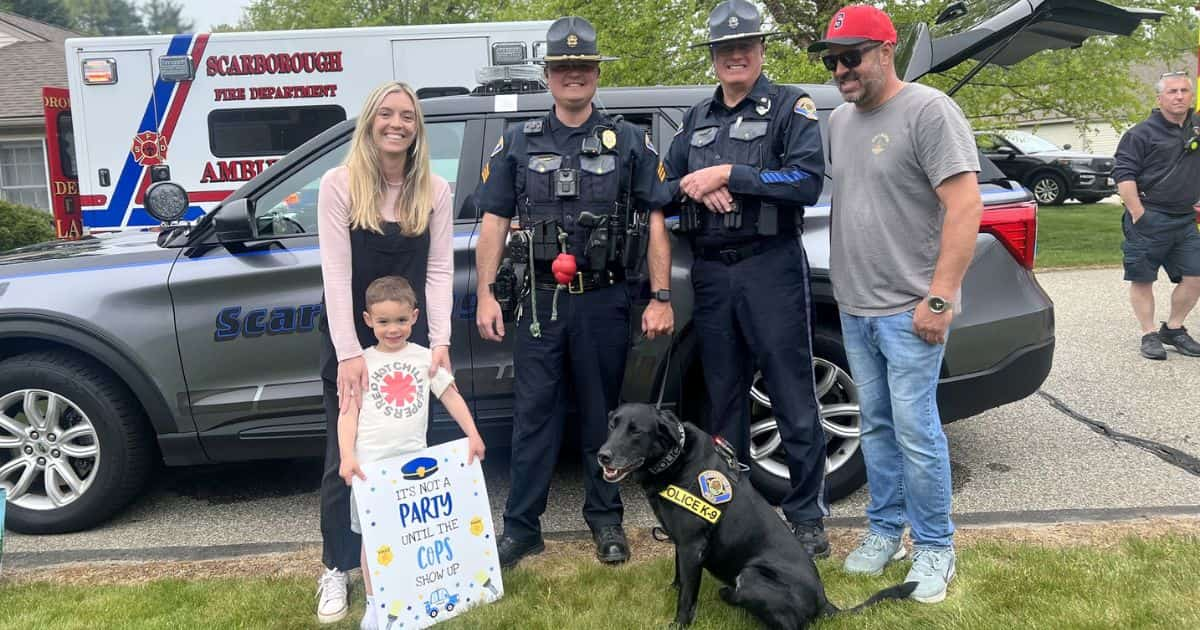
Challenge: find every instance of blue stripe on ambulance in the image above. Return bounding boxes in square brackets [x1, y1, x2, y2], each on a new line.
[85, 34, 205, 229]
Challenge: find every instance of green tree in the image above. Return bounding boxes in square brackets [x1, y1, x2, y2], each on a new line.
[67, 0, 147, 36]
[237, 0, 484, 31]
[141, 0, 193, 34]
[0, 0, 73, 28]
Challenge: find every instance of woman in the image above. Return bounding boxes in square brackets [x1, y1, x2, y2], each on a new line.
[314, 81, 454, 624]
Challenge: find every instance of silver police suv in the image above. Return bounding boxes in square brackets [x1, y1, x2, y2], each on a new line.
[1, 0, 1159, 532]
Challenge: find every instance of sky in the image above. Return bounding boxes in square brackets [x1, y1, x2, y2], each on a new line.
[178, 0, 252, 31]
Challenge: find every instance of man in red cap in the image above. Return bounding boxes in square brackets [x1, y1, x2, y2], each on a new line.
[809, 5, 984, 604]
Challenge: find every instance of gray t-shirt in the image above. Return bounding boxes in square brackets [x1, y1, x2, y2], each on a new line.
[827, 82, 979, 316]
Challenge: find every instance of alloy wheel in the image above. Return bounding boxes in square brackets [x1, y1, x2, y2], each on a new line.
[747, 357, 860, 481]
[0, 388, 101, 510]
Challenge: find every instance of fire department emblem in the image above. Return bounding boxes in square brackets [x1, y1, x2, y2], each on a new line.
[131, 131, 168, 166]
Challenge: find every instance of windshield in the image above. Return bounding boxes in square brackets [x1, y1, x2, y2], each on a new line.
[1001, 131, 1061, 154]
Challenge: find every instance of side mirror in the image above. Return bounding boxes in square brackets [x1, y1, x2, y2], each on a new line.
[144, 181, 189, 223]
[1062, 143, 1072, 150]
[214, 198, 256, 243]
[995, 146, 1016, 158]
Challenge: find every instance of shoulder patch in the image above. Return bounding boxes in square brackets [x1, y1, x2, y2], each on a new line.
[698, 470, 732, 504]
[793, 96, 818, 120]
[490, 135, 504, 158]
[644, 131, 658, 156]
[523, 119, 543, 135]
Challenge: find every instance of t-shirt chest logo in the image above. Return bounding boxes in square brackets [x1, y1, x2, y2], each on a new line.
[871, 132, 890, 155]
[369, 361, 426, 418]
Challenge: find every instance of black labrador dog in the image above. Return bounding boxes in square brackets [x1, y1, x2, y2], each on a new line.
[598, 402, 915, 629]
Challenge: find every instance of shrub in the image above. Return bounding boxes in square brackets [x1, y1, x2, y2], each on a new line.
[0, 199, 56, 252]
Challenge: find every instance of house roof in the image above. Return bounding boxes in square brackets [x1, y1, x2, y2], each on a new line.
[0, 10, 77, 43]
[0, 41, 69, 122]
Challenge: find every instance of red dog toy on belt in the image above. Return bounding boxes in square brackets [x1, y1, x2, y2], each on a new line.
[552, 253, 577, 285]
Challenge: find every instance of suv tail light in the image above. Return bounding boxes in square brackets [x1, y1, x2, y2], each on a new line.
[980, 200, 1037, 269]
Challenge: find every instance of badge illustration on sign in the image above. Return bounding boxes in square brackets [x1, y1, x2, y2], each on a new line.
[698, 470, 733, 504]
[354, 439, 503, 629]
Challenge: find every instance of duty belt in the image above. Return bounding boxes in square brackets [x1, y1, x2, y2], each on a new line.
[696, 235, 793, 265]
[532, 269, 622, 293]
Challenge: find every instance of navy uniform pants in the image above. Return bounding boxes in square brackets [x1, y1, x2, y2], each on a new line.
[691, 237, 828, 524]
[503, 282, 628, 542]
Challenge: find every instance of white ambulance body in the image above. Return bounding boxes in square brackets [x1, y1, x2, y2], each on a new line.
[58, 21, 551, 230]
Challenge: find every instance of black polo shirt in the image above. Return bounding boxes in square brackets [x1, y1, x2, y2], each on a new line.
[1113, 109, 1200, 215]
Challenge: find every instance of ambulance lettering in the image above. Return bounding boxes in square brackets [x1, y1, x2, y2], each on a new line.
[200, 159, 281, 184]
[206, 51, 344, 76]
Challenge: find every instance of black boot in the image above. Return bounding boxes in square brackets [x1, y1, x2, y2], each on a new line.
[1141, 331, 1167, 360]
[791, 519, 830, 559]
[497, 534, 545, 569]
[593, 525, 630, 564]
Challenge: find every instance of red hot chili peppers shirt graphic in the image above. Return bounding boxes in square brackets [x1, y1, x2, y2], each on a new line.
[369, 359, 426, 420]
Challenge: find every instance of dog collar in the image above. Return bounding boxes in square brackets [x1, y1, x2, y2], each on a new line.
[648, 415, 687, 475]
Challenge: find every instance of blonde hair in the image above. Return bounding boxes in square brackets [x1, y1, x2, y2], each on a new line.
[343, 81, 432, 236]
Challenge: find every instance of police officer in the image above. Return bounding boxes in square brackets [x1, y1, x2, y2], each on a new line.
[474, 16, 674, 569]
[661, 0, 830, 557]
[1114, 71, 1200, 360]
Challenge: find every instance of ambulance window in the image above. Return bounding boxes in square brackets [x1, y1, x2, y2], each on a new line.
[57, 112, 78, 179]
[209, 106, 346, 158]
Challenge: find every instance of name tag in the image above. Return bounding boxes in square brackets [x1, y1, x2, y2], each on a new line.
[660, 484, 722, 523]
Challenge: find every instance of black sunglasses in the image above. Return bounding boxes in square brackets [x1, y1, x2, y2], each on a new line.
[821, 41, 883, 72]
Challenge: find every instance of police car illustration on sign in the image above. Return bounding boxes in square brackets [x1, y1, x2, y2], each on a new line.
[424, 588, 459, 617]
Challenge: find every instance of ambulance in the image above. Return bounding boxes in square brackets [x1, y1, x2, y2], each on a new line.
[42, 20, 552, 235]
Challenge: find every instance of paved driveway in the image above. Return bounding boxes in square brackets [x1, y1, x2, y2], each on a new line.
[5, 268, 1199, 565]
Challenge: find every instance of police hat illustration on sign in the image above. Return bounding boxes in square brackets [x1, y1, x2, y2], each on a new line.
[401, 456, 439, 480]
[693, 0, 775, 48]
[537, 16, 618, 63]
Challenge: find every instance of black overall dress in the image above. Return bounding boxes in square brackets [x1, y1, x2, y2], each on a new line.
[319, 221, 430, 571]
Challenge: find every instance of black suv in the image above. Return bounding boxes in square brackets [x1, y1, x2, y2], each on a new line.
[975, 130, 1116, 205]
[1, 0, 1161, 533]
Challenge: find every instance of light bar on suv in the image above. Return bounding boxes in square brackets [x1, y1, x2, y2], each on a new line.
[474, 64, 546, 95]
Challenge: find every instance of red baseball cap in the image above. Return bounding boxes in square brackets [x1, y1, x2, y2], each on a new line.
[807, 5, 898, 52]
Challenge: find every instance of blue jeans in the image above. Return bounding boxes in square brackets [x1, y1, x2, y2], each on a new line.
[840, 310, 955, 549]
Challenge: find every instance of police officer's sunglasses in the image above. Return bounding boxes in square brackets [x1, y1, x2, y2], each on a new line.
[820, 41, 884, 72]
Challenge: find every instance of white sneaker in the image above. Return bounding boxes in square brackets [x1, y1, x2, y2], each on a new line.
[361, 595, 379, 630]
[316, 567, 349, 623]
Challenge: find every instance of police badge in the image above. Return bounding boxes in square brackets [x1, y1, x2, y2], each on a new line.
[602, 128, 617, 150]
[698, 469, 733, 505]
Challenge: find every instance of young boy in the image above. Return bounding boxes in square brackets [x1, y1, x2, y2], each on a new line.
[338, 275, 486, 630]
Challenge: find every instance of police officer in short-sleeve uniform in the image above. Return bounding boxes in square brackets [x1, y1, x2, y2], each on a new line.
[474, 16, 675, 569]
[661, 0, 831, 557]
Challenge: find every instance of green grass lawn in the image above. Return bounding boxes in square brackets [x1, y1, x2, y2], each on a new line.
[3, 534, 1199, 630]
[1034, 202, 1127, 269]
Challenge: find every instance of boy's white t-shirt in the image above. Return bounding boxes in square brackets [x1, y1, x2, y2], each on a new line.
[356, 343, 455, 464]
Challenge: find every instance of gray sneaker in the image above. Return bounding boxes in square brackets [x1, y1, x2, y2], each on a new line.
[905, 547, 956, 603]
[843, 532, 906, 575]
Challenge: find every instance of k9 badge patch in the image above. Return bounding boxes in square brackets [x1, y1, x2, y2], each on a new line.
[698, 470, 733, 505]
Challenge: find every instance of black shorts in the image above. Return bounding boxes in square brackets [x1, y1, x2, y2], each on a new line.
[1122, 209, 1200, 283]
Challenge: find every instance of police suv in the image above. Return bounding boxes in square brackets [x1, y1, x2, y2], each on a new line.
[1, 0, 1160, 533]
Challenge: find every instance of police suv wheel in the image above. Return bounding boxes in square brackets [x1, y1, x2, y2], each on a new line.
[747, 329, 866, 505]
[0, 351, 154, 534]
[1029, 173, 1067, 206]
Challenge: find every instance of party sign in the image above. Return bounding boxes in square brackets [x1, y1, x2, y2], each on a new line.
[353, 438, 503, 629]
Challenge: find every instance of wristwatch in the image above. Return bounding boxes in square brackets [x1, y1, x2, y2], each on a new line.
[652, 289, 672, 303]
[926, 295, 952, 314]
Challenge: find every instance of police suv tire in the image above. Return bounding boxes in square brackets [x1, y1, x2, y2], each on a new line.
[0, 351, 154, 534]
[1029, 172, 1068, 206]
[748, 328, 867, 506]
